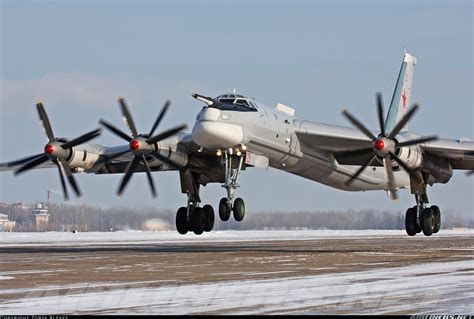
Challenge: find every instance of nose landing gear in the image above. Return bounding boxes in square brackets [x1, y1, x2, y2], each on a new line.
[218, 149, 246, 222]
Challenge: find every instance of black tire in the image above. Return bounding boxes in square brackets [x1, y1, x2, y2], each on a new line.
[190, 207, 205, 235]
[421, 207, 434, 236]
[405, 207, 417, 236]
[233, 197, 245, 222]
[413, 206, 422, 233]
[432, 205, 441, 233]
[219, 198, 231, 221]
[176, 207, 188, 235]
[203, 204, 215, 232]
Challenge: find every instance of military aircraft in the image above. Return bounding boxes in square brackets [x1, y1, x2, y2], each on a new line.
[1, 52, 473, 236]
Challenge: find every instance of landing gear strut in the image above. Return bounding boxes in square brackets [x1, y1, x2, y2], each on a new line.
[219, 149, 246, 222]
[175, 170, 215, 235]
[405, 192, 441, 237]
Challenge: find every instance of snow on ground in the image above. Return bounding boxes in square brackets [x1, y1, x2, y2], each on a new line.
[1, 260, 472, 315]
[1, 229, 473, 246]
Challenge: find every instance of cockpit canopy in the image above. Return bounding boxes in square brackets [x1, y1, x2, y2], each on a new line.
[214, 93, 258, 111]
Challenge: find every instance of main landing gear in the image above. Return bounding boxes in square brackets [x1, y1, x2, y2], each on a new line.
[175, 148, 246, 235]
[405, 193, 441, 237]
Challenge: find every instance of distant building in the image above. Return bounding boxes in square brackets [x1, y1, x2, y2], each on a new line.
[0, 213, 16, 231]
[31, 203, 50, 227]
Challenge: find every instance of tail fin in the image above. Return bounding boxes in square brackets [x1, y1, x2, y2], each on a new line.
[384, 52, 417, 132]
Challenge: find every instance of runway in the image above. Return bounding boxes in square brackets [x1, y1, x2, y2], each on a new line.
[1, 230, 473, 314]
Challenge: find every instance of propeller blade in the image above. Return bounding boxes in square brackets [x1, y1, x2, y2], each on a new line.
[383, 156, 398, 200]
[150, 151, 182, 170]
[142, 155, 157, 198]
[116, 156, 141, 196]
[14, 154, 49, 176]
[59, 160, 82, 197]
[6, 153, 44, 167]
[36, 102, 55, 141]
[147, 124, 187, 145]
[345, 154, 377, 186]
[97, 150, 130, 165]
[149, 100, 171, 137]
[61, 128, 102, 149]
[56, 162, 69, 201]
[104, 150, 130, 161]
[388, 151, 421, 183]
[376, 93, 386, 136]
[118, 97, 138, 138]
[336, 147, 374, 158]
[341, 109, 377, 141]
[387, 103, 420, 139]
[99, 119, 132, 142]
[395, 135, 438, 148]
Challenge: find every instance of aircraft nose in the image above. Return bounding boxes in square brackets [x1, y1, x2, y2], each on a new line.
[192, 107, 243, 148]
[198, 107, 221, 121]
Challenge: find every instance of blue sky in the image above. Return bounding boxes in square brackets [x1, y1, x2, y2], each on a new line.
[0, 0, 472, 215]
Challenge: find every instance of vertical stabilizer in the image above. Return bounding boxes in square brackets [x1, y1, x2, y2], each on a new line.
[385, 52, 417, 132]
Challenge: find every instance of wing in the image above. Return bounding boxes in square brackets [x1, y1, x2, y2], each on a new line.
[422, 139, 474, 170]
[294, 120, 474, 170]
[294, 120, 379, 166]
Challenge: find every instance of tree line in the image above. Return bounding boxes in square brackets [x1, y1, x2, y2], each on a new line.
[2, 203, 473, 232]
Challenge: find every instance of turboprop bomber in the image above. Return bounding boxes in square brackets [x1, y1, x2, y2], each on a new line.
[1, 52, 473, 236]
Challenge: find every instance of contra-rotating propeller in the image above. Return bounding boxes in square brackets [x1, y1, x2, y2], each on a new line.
[13, 103, 102, 201]
[99, 97, 187, 198]
[340, 93, 438, 200]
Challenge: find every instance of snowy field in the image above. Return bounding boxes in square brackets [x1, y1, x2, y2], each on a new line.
[1, 229, 473, 315]
[1, 260, 473, 315]
[1, 228, 474, 246]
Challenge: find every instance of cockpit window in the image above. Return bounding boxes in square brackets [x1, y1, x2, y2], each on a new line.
[235, 99, 249, 107]
[213, 93, 258, 112]
[219, 99, 235, 104]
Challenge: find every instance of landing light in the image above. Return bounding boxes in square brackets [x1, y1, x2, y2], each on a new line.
[236, 150, 242, 157]
[216, 150, 222, 156]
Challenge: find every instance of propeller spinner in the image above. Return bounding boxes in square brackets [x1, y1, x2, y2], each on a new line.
[99, 97, 187, 198]
[341, 93, 438, 200]
[13, 102, 102, 201]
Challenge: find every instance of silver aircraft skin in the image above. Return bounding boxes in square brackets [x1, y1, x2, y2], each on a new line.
[2, 52, 474, 236]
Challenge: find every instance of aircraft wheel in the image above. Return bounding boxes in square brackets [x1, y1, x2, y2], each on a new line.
[219, 198, 231, 221]
[405, 207, 417, 236]
[432, 205, 441, 233]
[190, 207, 205, 235]
[413, 206, 422, 233]
[421, 207, 434, 236]
[233, 197, 245, 222]
[176, 207, 188, 235]
[203, 204, 215, 232]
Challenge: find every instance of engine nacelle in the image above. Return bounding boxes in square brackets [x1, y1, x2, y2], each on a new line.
[421, 154, 453, 184]
[394, 144, 423, 169]
[67, 147, 100, 171]
[153, 136, 188, 168]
